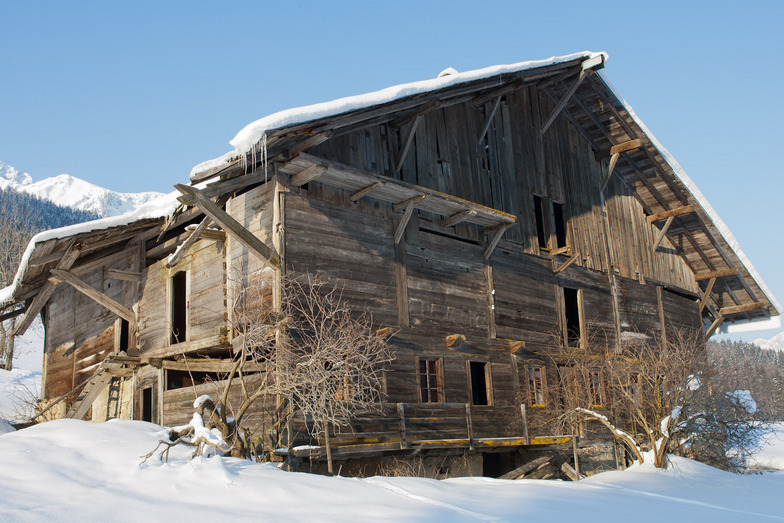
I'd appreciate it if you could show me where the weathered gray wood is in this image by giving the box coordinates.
[554,253,580,274]
[483,224,511,261]
[290,164,326,186]
[394,200,417,244]
[12,240,82,337]
[395,115,422,172]
[476,96,502,145]
[652,216,674,251]
[165,216,212,268]
[498,455,552,480]
[106,269,142,281]
[350,181,384,202]
[699,277,716,313]
[49,269,135,324]
[540,69,587,135]
[440,209,476,228]
[174,184,280,270]
[392,194,428,213]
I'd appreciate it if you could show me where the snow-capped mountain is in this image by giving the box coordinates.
[0,160,163,217]
[754,330,784,352]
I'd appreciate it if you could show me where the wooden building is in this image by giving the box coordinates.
[1,52,780,477]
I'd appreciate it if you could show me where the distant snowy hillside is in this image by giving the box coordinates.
[754,331,784,352]
[0,160,163,217]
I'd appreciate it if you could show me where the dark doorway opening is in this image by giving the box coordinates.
[171,271,187,344]
[470,361,489,406]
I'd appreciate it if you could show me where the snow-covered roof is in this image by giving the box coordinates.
[0,191,181,308]
[190,51,607,179]
[597,72,782,326]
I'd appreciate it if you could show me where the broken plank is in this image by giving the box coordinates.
[350,181,384,202]
[498,455,552,480]
[647,205,694,223]
[290,164,326,187]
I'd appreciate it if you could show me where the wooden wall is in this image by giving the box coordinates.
[309,84,698,295]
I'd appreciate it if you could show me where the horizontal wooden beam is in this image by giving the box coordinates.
[647,205,694,223]
[161,359,266,373]
[597,138,642,160]
[174,184,280,270]
[106,269,142,282]
[694,268,738,281]
[719,302,768,316]
[0,305,27,323]
[49,269,136,324]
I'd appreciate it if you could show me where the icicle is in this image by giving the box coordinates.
[260,133,268,183]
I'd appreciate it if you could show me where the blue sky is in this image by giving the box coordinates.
[1,1,781,342]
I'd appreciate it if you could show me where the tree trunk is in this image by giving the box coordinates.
[0,319,14,371]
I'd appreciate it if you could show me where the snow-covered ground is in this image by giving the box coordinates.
[0,419,783,522]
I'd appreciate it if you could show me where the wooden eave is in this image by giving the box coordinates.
[279,153,517,229]
[2,218,163,310]
[542,70,779,326]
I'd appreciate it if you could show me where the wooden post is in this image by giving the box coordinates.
[465,403,474,450]
[572,436,580,479]
[324,428,333,476]
[520,404,530,445]
[397,403,408,449]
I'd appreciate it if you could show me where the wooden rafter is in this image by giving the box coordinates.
[705,315,724,338]
[395,115,422,172]
[540,69,588,135]
[394,198,418,245]
[597,138,642,160]
[647,205,694,223]
[174,184,280,270]
[166,216,212,268]
[483,223,513,261]
[350,181,384,202]
[698,278,716,313]
[0,306,27,323]
[554,253,580,274]
[476,96,502,145]
[49,269,135,325]
[694,268,738,281]
[440,209,476,228]
[12,240,82,337]
[290,164,326,187]
[719,302,767,316]
[652,216,675,251]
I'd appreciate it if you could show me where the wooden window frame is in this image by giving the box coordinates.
[416,356,444,404]
[168,269,189,345]
[560,286,585,349]
[526,364,547,408]
[533,194,570,253]
[467,360,493,407]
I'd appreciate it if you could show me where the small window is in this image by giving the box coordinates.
[533,195,548,249]
[589,370,604,407]
[552,201,567,249]
[469,361,490,406]
[563,287,582,348]
[141,387,153,422]
[528,365,546,407]
[170,271,187,344]
[418,359,441,403]
[117,319,129,352]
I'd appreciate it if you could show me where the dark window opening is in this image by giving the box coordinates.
[552,201,567,249]
[141,387,153,422]
[171,271,187,344]
[528,365,546,406]
[118,319,129,352]
[564,287,582,348]
[470,361,489,406]
[166,370,223,390]
[418,359,441,403]
[533,195,548,249]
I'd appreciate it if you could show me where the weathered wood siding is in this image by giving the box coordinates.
[309,84,697,294]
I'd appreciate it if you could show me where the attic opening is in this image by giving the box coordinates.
[170,271,188,344]
[552,201,567,249]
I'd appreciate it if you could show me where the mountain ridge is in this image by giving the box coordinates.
[0,160,163,218]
